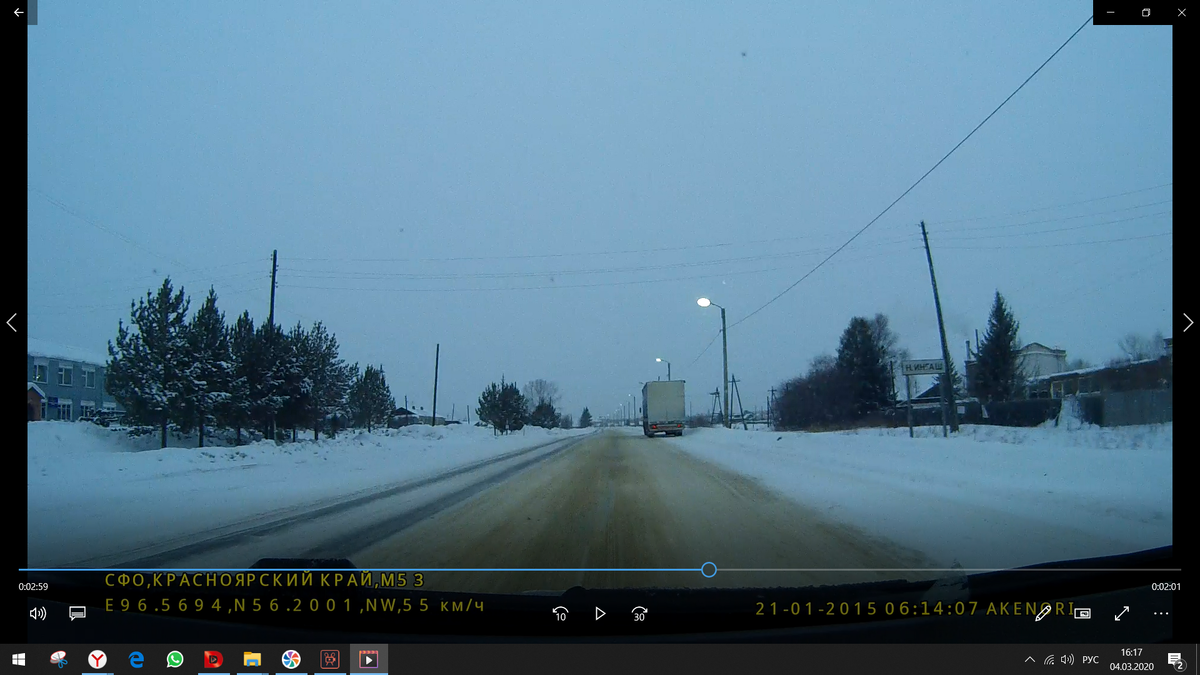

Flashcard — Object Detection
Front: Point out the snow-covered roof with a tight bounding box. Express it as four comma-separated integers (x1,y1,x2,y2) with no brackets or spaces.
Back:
1026,357,1163,383
1020,342,1066,355
28,382,46,398
27,337,109,367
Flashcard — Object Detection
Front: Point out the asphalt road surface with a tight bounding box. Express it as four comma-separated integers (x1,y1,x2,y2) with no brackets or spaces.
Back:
355,430,941,592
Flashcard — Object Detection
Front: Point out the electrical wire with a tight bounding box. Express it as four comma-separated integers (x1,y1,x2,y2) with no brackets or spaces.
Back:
724,14,1094,333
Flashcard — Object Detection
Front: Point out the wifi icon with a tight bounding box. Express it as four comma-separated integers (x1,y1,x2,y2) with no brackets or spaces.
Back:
1045,655,1056,665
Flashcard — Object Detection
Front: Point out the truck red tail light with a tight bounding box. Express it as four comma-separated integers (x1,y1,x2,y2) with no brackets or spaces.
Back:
651,425,657,429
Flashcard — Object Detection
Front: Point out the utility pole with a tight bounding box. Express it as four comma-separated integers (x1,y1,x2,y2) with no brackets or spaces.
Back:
720,306,730,428
731,375,748,430
268,249,278,328
768,388,777,427
431,343,440,426
920,221,959,435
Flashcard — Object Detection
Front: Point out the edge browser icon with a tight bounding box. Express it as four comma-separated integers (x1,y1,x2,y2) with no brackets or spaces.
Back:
128,652,144,669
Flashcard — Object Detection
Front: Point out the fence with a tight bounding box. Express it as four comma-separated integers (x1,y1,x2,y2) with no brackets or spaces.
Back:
1071,389,1172,427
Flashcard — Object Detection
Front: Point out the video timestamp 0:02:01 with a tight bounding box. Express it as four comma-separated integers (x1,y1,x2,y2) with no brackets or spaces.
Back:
755,600,979,617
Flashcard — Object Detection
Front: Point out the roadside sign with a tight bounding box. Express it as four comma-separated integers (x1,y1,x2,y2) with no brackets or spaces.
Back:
901,359,946,376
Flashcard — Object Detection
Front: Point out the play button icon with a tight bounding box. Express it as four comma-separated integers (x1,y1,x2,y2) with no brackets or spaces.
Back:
358,651,377,669
595,607,605,620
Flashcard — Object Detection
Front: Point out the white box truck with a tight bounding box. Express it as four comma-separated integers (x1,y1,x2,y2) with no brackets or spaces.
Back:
642,380,686,437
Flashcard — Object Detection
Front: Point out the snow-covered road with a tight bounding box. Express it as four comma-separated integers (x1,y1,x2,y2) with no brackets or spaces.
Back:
27,419,1171,585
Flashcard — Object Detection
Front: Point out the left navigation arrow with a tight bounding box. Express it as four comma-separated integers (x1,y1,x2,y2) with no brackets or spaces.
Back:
15,8,24,16
6,313,15,332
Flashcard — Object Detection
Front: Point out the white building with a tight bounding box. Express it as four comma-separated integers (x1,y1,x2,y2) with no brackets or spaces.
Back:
1016,342,1068,379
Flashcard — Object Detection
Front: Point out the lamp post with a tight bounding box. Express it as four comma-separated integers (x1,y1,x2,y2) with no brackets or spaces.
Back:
656,357,671,381
697,297,730,428
629,393,636,426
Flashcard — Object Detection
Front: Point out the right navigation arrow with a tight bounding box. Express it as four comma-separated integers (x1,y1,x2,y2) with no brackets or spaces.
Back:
1185,313,1193,332
595,607,605,620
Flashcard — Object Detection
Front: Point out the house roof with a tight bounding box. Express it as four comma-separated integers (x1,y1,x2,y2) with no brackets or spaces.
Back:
1020,342,1066,355
28,382,46,399
1025,356,1162,383
28,337,108,366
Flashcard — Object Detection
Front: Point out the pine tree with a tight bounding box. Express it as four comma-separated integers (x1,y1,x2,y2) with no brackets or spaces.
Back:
476,377,527,434
579,407,593,428
302,322,351,440
529,400,558,428
105,278,192,448
349,365,394,432
559,413,574,429
183,288,232,448
251,322,290,440
835,316,892,418
277,322,313,441
972,291,1022,403
224,311,256,445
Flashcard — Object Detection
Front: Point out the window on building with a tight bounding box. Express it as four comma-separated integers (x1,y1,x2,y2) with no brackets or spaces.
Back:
33,363,48,383
1051,382,1063,399
40,401,47,420
57,365,73,386
1080,377,1094,393
83,368,96,388
57,400,73,421
79,401,96,419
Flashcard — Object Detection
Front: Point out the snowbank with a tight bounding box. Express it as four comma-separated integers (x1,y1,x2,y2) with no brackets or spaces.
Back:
669,423,1172,570
27,421,592,567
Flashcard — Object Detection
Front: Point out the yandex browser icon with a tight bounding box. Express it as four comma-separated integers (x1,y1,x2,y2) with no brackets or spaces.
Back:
203,652,223,668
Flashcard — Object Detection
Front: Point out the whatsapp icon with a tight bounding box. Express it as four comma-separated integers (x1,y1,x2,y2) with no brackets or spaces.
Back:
166,651,184,668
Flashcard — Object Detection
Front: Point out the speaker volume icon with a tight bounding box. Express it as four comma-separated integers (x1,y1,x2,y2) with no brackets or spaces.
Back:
29,607,47,621
1063,655,1075,666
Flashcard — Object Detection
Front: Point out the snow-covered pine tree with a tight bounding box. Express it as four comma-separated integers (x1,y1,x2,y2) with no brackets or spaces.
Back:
304,322,350,440
184,287,232,448
368,365,396,430
224,311,256,445
579,407,592,428
251,321,290,440
106,278,192,448
277,322,313,441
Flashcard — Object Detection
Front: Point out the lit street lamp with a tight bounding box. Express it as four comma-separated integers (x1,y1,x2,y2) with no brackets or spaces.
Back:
697,297,730,428
656,357,671,381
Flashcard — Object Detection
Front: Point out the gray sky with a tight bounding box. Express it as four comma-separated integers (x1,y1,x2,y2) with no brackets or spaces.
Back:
27,2,1172,420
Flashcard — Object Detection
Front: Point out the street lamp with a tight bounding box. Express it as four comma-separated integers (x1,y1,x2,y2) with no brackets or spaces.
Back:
697,297,731,428
656,357,671,381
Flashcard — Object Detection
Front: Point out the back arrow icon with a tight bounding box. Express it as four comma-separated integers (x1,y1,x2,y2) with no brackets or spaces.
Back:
15,8,24,16
595,607,605,620
6,313,15,332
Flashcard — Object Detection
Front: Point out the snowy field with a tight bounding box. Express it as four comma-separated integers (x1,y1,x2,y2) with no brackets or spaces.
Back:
27,422,593,567
668,419,1172,571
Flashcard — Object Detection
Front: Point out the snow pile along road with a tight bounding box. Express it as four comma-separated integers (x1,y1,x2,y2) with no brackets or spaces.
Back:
27,421,592,567
669,423,1171,570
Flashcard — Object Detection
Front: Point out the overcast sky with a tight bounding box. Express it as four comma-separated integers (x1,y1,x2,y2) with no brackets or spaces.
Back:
27,2,1172,420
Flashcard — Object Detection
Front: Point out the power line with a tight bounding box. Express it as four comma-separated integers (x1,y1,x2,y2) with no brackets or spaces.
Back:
935,231,1170,250
927,182,1171,226
725,14,1094,333
931,209,1171,242
935,200,1172,234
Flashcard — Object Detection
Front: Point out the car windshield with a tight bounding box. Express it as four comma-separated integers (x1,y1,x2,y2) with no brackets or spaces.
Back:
27,4,1171,598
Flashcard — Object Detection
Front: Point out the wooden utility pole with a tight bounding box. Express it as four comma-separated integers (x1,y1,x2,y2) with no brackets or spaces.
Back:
920,221,959,435
731,375,748,430
431,343,440,426
268,249,278,328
